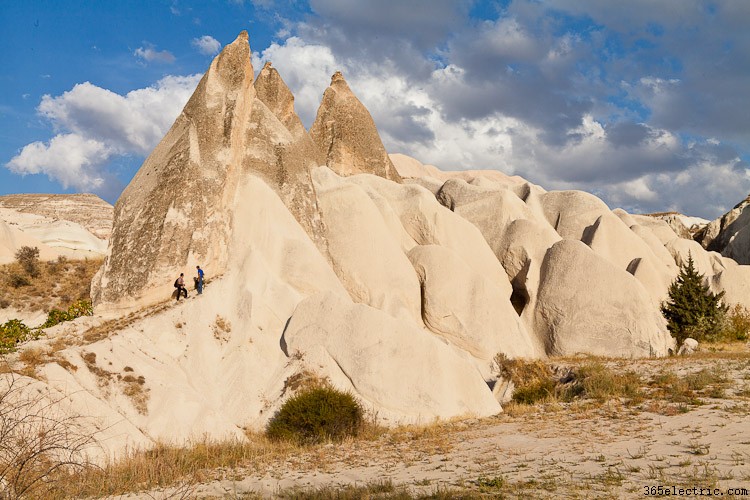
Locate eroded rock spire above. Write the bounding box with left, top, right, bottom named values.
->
left=310, top=71, right=402, bottom=183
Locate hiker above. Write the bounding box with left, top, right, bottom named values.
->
left=174, top=273, right=188, bottom=300
left=196, top=265, right=204, bottom=295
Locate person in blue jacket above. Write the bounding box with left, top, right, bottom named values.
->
left=196, top=265, right=205, bottom=295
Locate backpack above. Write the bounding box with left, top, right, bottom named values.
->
left=174, top=279, right=179, bottom=288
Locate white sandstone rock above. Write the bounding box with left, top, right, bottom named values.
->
left=282, top=291, right=502, bottom=423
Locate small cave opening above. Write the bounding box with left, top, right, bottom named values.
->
left=510, top=285, right=528, bottom=316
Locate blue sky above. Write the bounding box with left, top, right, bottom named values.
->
left=1, top=0, right=749, bottom=218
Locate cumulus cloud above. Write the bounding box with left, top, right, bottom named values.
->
left=253, top=31, right=749, bottom=218
left=308, top=0, right=472, bottom=44
left=134, top=43, right=176, bottom=63
left=7, top=0, right=748, bottom=218
left=6, top=74, right=201, bottom=193
left=260, top=0, right=750, bottom=218
left=192, top=35, right=221, bottom=55
left=7, top=134, right=111, bottom=190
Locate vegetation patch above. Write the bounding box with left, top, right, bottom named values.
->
left=0, top=252, right=102, bottom=314
left=0, top=373, right=95, bottom=499
left=495, top=355, right=643, bottom=405
left=41, top=299, right=94, bottom=329
left=274, top=480, right=477, bottom=499
left=267, top=387, right=365, bottom=444
left=119, top=372, right=149, bottom=415
left=648, top=367, right=729, bottom=405
left=50, top=436, right=301, bottom=498
left=660, top=253, right=750, bottom=347
left=0, top=319, right=39, bottom=354
left=211, top=315, right=232, bottom=342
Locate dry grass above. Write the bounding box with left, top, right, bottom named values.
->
left=281, top=369, right=329, bottom=396
left=274, top=480, right=476, bottom=499
left=120, top=373, right=149, bottom=415
left=80, top=301, right=171, bottom=345
left=54, top=435, right=305, bottom=498
left=647, top=367, right=730, bottom=406
left=495, top=355, right=643, bottom=406
left=16, top=346, right=51, bottom=378
left=0, top=257, right=102, bottom=313
left=212, top=315, right=232, bottom=342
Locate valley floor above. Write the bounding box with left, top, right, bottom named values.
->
left=115, top=348, right=750, bottom=499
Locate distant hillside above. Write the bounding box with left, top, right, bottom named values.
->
left=0, top=193, right=113, bottom=265
left=0, top=193, right=113, bottom=239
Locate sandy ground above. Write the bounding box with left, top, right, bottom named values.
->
left=113, top=351, right=750, bottom=499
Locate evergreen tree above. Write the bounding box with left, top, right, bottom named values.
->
left=661, top=253, right=727, bottom=346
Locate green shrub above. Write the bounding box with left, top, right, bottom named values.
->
left=661, top=253, right=727, bottom=347
left=0, top=319, right=34, bottom=353
left=15, top=246, right=40, bottom=277
left=41, top=299, right=94, bottom=329
left=266, top=387, right=364, bottom=444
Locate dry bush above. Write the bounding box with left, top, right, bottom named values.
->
left=494, top=355, right=557, bottom=404
left=0, top=368, right=97, bottom=498
left=0, top=258, right=102, bottom=314
left=494, top=354, right=552, bottom=385
left=719, top=304, right=750, bottom=342
left=14, top=246, right=40, bottom=278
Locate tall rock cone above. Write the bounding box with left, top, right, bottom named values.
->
left=310, top=71, right=402, bottom=183
left=92, top=32, right=327, bottom=309
left=251, top=61, right=329, bottom=255
left=254, top=62, right=307, bottom=139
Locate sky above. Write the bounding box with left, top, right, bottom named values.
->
left=1, top=1, right=749, bottom=219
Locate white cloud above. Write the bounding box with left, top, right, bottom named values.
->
left=38, top=75, right=201, bottom=155
left=192, top=35, right=221, bottom=56
left=7, top=134, right=111, bottom=190
left=134, top=44, right=176, bottom=63
left=6, top=74, right=201, bottom=193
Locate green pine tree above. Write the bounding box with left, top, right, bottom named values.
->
left=661, top=253, right=727, bottom=347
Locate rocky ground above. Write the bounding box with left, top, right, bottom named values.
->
left=113, top=346, right=750, bottom=499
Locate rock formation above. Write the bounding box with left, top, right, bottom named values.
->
left=7, top=31, right=750, bottom=459
left=92, top=32, right=328, bottom=309
left=310, top=71, right=402, bottom=183
left=0, top=193, right=113, bottom=239
left=644, top=212, right=692, bottom=239
left=695, top=194, right=750, bottom=264
left=0, top=194, right=111, bottom=264
left=253, top=61, right=307, bottom=139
